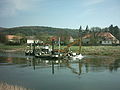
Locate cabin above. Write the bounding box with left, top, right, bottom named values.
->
left=83, top=32, right=119, bottom=45
left=69, top=36, right=74, bottom=43
left=5, top=35, right=23, bottom=45
left=50, top=36, right=74, bottom=45
left=26, top=36, right=43, bottom=44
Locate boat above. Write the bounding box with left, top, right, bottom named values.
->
left=70, top=54, right=84, bottom=60
left=66, top=26, right=84, bottom=61
left=25, top=50, right=34, bottom=56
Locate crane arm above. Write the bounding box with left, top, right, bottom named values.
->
left=54, top=39, right=80, bottom=53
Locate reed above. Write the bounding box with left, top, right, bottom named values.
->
left=0, top=82, right=31, bottom=90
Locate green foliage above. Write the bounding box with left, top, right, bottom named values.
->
left=0, top=25, right=120, bottom=46
left=0, top=32, right=7, bottom=43
left=109, top=24, right=120, bottom=40
left=1, top=26, right=78, bottom=37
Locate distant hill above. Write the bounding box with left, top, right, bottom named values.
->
left=0, top=26, right=78, bottom=38
left=0, top=27, right=7, bottom=31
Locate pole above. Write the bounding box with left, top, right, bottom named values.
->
left=58, top=37, right=61, bottom=55
left=52, top=39, right=54, bottom=55
left=79, top=26, right=82, bottom=54
left=33, top=40, right=35, bottom=56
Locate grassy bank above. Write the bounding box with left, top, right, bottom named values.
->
left=0, top=82, right=31, bottom=90
left=0, top=43, right=120, bottom=56
left=70, top=46, right=120, bottom=56
left=0, top=44, right=26, bottom=52
left=59, top=46, right=120, bottom=56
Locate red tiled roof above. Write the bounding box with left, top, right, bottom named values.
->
left=83, top=32, right=116, bottom=40
left=6, top=35, right=22, bottom=40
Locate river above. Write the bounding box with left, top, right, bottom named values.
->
left=0, top=51, right=120, bottom=90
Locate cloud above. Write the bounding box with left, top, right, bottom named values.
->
left=0, top=0, right=28, bottom=17
left=83, top=0, right=105, bottom=6
left=0, top=0, right=42, bottom=17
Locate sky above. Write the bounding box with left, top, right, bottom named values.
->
left=0, top=0, right=120, bottom=29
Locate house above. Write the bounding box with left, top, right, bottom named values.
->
left=69, top=36, right=74, bottom=43
left=83, top=32, right=119, bottom=45
left=50, top=36, right=74, bottom=45
left=82, top=34, right=92, bottom=45
left=97, top=32, right=119, bottom=45
left=6, top=35, right=23, bottom=44
left=26, top=36, right=43, bottom=45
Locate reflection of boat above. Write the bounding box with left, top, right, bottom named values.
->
left=35, top=54, right=51, bottom=59
left=29, top=57, right=83, bottom=75
left=35, top=51, right=64, bottom=60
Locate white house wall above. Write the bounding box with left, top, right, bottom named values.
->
left=102, top=41, right=112, bottom=44
left=27, top=40, right=34, bottom=44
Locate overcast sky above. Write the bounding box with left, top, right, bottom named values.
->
left=0, top=0, right=120, bottom=29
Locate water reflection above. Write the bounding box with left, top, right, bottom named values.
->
left=28, top=57, right=84, bottom=75
left=23, top=57, right=120, bottom=75
left=0, top=52, right=120, bottom=75
left=109, top=59, right=120, bottom=72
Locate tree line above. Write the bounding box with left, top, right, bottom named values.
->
left=0, top=25, right=120, bottom=45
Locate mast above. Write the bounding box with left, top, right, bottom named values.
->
left=52, top=38, right=55, bottom=55
left=58, top=37, right=61, bottom=55
left=79, top=26, right=82, bottom=54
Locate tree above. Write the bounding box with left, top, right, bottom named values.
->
left=109, top=24, right=114, bottom=34
left=0, top=32, right=6, bottom=43
left=15, top=33, right=27, bottom=44
left=90, top=27, right=99, bottom=45
left=109, top=25, right=120, bottom=40
left=56, top=30, right=70, bottom=45
left=85, top=25, right=89, bottom=34
left=114, top=26, right=120, bottom=40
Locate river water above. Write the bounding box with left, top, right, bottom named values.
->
left=0, top=51, right=120, bottom=90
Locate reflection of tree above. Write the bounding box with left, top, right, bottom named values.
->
left=26, top=58, right=89, bottom=75
left=109, top=59, right=120, bottom=72
left=85, top=63, right=89, bottom=73
left=27, top=57, right=62, bottom=74
left=0, top=56, right=27, bottom=65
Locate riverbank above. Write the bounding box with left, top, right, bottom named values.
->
left=70, top=46, right=120, bottom=57
left=0, top=82, right=30, bottom=90
left=0, top=44, right=26, bottom=52
left=0, top=44, right=120, bottom=56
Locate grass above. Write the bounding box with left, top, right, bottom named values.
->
left=0, top=43, right=26, bottom=52
left=59, top=46, right=120, bottom=56
left=0, top=82, right=31, bottom=90
left=0, top=43, right=120, bottom=56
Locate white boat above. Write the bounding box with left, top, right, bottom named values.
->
left=69, top=54, right=84, bottom=60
